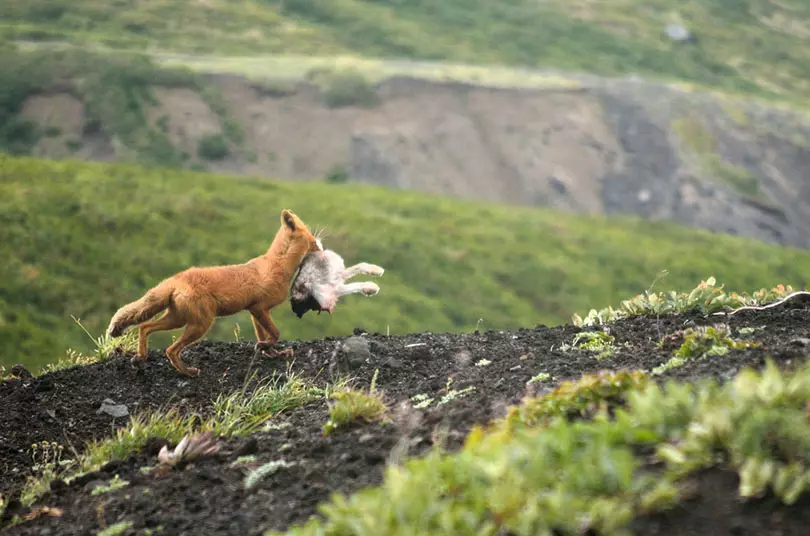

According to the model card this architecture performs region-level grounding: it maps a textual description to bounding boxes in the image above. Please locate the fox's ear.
[281,209,297,231]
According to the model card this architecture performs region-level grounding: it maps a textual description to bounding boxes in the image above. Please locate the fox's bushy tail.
[107,281,174,337]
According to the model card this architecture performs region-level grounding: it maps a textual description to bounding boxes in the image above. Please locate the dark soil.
[2,302,810,535]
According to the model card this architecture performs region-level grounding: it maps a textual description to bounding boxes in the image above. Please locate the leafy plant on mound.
[651,323,761,375]
[561,329,618,361]
[272,360,810,536]
[573,277,795,327]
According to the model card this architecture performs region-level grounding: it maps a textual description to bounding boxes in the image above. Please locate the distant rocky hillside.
[18,71,810,249]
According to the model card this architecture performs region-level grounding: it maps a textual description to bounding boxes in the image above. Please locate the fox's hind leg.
[342,263,384,280]
[135,310,185,363]
[164,315,214,377]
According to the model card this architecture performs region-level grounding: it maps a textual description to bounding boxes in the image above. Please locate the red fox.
[106,209,323,377]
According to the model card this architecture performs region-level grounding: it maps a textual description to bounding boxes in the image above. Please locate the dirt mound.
[2,302,810,535]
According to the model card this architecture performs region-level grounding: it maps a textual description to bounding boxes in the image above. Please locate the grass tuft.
[323,370,389,435]
[39,317,138,375]
[211,369,326,437]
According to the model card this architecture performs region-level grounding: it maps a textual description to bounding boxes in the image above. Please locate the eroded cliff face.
[21,73,810,248]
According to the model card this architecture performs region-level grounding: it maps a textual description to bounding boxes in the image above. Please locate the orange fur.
[107,209,321,377]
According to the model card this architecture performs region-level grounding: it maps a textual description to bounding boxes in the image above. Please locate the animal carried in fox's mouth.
[290,248,384,318]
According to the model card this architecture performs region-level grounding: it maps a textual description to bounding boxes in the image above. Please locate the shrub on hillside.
[319,68,379,109]
[197,134,230,161]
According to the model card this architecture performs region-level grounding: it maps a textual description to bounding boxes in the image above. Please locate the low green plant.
[564,330,616,360]
[641,360,810,504]
[97,521,134,536]
[323,370,388,435]
[19,440,76,507]
[243,459,295,490]
[526,372,551,385]
[90,475,129,496]
[437,377,476,406]
[501,370,650,431]
[652,324,761,375]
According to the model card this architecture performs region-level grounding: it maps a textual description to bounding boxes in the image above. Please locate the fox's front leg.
[342,263,384,280]
[250,314,271,342]
[250,308,292,358]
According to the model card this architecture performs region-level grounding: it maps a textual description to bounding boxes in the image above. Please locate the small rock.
[789,338,810,347]
[454,350,472,367]
[638,189,651,203]
[340,336,371,369]
[384,357,403,370]
[96,398,129,418]
[665,23,693,43]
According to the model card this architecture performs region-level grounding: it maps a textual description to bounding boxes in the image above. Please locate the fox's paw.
[261,347,294,359]
[254,340,277,352]
[130,354,149,369]
[367,265,385,277]
[362,283,380,296]
[183,366,200,377]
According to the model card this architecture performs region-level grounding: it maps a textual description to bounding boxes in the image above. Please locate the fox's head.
[278,209,323,256]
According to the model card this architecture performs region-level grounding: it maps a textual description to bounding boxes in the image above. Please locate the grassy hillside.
[2,155,810,372]
[3,0,810,105]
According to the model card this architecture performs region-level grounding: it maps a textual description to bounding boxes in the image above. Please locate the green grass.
[3,155,810,372]
[4,0,810,106]
[271,359,810,535]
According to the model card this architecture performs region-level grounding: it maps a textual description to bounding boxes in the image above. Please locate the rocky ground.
[2,301,810,535]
